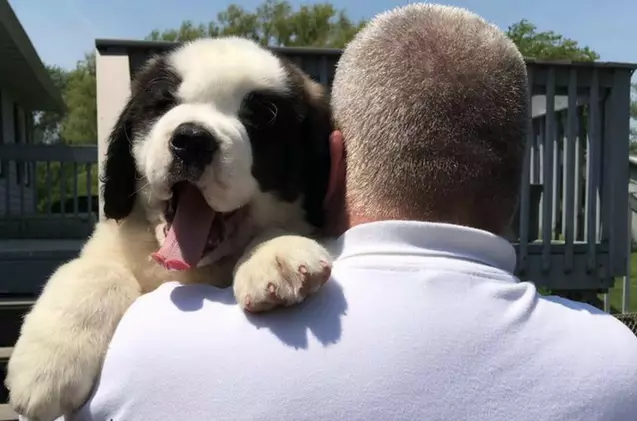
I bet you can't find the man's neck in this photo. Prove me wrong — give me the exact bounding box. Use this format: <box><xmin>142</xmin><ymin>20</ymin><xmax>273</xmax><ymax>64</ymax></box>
<box><xmin>344</xmin><ymin>206</ymin><xmax>505</xmax><ymax>238</ymax></box>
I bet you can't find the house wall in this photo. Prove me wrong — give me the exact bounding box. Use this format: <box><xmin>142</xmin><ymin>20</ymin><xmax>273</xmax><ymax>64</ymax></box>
<box><xmin>0</xmin><ymin>87</ymin><xmax>35</xmax><ymax>215</ymax></box>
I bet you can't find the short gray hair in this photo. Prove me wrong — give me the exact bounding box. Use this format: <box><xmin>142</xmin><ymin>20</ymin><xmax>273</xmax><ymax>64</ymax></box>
<box><xmin>331</xmin><ymin>3</ymin><xmax>529</xmax><ymax>234</ymax></box>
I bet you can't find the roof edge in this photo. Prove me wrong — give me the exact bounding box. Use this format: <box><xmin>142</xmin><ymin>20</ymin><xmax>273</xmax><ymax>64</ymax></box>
<box><xmin>0</xmin><ymin>0</ymin><xmax>64</xmax><ymax>111</ymax></box>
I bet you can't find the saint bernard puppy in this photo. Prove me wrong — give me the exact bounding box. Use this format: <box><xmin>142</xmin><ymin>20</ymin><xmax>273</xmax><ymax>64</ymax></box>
<box><xmin>6</xmin><ymin>36</ymin><xmax>335</xmax><ymax>421</ymax></box>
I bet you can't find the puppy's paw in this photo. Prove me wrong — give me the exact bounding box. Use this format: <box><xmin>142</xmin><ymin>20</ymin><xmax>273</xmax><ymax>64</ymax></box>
<box><xmin>233</xmin><ymin>235</ymin><xmax>332</xmax><ymax>312</ymax></box>
<box><xmin>7</xmin><ymin>332</ymin><xmax>98</xmax><ymax>421</ymax></box>
<box><xmin>6</xmin><ymin>259</ymin><xmax>139</xmax><ymax>421</ymax></box>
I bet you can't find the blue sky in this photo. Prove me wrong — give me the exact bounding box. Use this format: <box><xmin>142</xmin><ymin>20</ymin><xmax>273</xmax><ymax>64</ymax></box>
<box><xmin>8</xmin><ymin>0</ymin><xmax>637</xmax><ymax>70</ymax></box>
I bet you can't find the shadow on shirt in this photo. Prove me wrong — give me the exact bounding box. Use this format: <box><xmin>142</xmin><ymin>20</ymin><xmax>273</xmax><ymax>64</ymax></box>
<box><xmin>169</xmin><ymin>278</ymin><xmax>348</xmax><ymax>349</ymax></box>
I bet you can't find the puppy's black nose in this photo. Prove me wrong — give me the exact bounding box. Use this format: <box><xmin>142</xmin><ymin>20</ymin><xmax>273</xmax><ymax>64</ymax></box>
<box><xmin>169</xmin><ymin>122</ymin><xmax>218</xmax><ymax>168</ymax></box>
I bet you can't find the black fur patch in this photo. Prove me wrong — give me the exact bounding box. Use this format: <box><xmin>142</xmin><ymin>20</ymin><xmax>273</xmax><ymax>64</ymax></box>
<box><xmin>239</xmin><ymin>59</ymin><xmax>332</xmax><ymax>229</ymax></box>
<box><xmin>100</xmin><ymin>55</ymin><xmax>181</xmax><ymax>220</ymax></box>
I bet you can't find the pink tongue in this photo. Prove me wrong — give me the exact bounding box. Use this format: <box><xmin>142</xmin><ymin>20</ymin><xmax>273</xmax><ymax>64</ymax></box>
<box><xmin>151</xmin><ymin>184</ymin><xmax>215</xmax><ymax>271</ymax></box>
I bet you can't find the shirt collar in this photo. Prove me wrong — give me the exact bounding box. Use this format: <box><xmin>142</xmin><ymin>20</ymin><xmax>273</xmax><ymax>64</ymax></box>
<box><xmin>326</xmin><ymin>220</ymin><xmax>517</xmax><ymax>274</ymax></box>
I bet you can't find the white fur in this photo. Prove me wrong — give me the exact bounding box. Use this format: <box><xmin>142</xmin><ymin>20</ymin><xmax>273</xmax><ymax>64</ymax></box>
<box><xmin>6</xmin><ymin>37</ymin><xmax>333</xmax><ymax>421</ymax></box>
<box><xmin>132</xmin><ymin>37</ymin><xmax>293</xmax><ymax>248</ymax></box>
<box><xmin>133</xmin><ymin>103</ymin><xmax>258</xmax><ymax>214</ymax></box>
<box><xmin>170</xmin><ymin>37</ymin><xmax>289</xmax><ymax>113</ymax></box>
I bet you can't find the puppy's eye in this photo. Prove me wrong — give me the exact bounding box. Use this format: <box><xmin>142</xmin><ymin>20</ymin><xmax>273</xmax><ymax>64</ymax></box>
<box><xmin>261</xmin><ymin>101</ymin><xmax>278</xmax><ymax>125</ymax></box>
<box><xmin>243</xmin><ymin>95</ymin><xmax>278</xmax><ymax>127</ymax></box>
<box><xmin>155</xmin><ymin>93</ymin><xmax>176</xmax><ymax>112</ymax></box>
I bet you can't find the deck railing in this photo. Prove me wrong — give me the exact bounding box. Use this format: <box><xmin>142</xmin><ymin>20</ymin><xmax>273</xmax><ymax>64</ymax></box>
<box><xmin>0</xmin><ymin>41</ymin><xmax>634</xmax><ymax>305</ymax></box>
<box><xmin>0</xmin><ymin>143</ymin><xmax>98</xmax><ymax>239</ymax></box>
<box><xmin>514</xmin><ymin>62</ymin><xmax>634</xmax><ymax>294</ymax></box>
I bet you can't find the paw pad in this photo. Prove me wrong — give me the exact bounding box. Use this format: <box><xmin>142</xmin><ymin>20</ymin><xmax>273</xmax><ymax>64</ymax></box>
<box><xmin>298</xmin><ymin>260</ymin><xmax>332</xmax><ymax>296</ymax></box>
<box><xmin>244</xmin><ymin>295</ymin><xmax>253</xmax><ymax>311</ymax></box>
<box><xmin>266</xmin><ymin>282</ymin><xmax>287</xmax><ymax>305</ymax></box>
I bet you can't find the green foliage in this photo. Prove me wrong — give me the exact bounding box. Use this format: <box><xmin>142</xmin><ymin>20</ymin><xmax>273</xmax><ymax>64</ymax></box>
<box><xmin>35</xmin><ymin>162</ymin><xmax>98</xmax><ymax>212</ymax></box>
<box><xmin>505</xmin><ymin>20</ymin><xmax>599</xmax><ymax>61</ymax></box>
<box><xmin>536</xmin><ymin>287</ymin><xmax>552</xmax><ymax>296</ymax></box>
<box><xmin>33</xmin><ymin>54</ymin><xmax>97</xmax><ymax>210</ymax></box>
<box><xmin>33</xmin><ymin>56</ymin><xmax>96</xmax><ymax>146</ymax></box>
<box><xmin>144</xmin><ymin>0</ymin><xmax>365</xmax><ymax>47</ymax></box>
<box><xmin>60</xmin><ymin>53</ymin><xmax>96</xmax><ymax>146</ymax></box>
<box><xmin>631</xmin><ymin>84</ymin><xmax>637</xmax><ymax>121</ymax></box>
<box><xmin>33</xmin><ymin>65</ymin><xmax>68</xmax><ymax>144</ymax></box>
<box><xmin>631</xmin><ymin>84</ymin><xmax>637</xmax><ymax>150</ymax></box>
<box><xmin>606</xmin><ymin>252</ymin><xmax>637</xmax><ymax>313</ymax></box>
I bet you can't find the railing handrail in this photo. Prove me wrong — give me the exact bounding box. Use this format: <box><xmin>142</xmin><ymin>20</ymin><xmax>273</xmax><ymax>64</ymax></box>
<box><xmin>0</xmin><ymin>144</ymin><xmax>97</xmax><ymax>163</ymax></box>
<box><xmin>93</xmin><ymin>38</ymin><xmax>637</xmax><ymax>71</ymax></box>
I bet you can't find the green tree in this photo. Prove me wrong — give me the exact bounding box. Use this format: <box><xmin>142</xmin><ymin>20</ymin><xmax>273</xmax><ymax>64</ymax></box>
<box><xmin>34</xmin><ymin>54</ymin><xmax>98</xmax><ymax>211</ymax></box>
<box><xmin>33</xmin><ymin>65</ymin><xmax>68</xmax><ymax>144</ymax></box>
<box><xmin>505</xmin><ymin>19</ymin><xmax>599</xmax><ymax>61</ymax></box>
<box><xmin>60</xmin><ymin>53</ymin><xmax>97</xmax><ymax>146</ymax></box>
<box><xmin>631</xmin><ymin>84</ymin><xmax>637</xmax><ymax>154</ymax></box>
<box><xmin>145</xmin><ymin>0</ymin><xmax>364</xmax><ymax>47</ymax></box>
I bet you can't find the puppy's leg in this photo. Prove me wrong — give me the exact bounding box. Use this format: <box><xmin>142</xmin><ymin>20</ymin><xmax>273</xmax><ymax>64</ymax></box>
<box><xmin>6</xmin><ymin>258</ymin><xmax>140</xmax><ymax>421</ymax></box>
<box><xmin>233</xmin><ymin>230</ymin><xmax>332</xmax><ymax>312</ymax></box>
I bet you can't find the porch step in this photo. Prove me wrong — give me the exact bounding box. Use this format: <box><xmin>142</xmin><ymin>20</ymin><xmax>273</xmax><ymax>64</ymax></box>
<box><xmin>0</xmin><ymin>239</ymin><xmax>83</xmax><ymax>296</ymax></box>
<box><xmin>0</xmin><ymin>404</ymin><xmax>17</xmax><ymax>421</ymax></box>
<box><xmin>0</xmin><ymin>298</ymin><xmax>33</xmax><ymax>409</ymax></box>
<box><xmin>0</xmin><ymin>348</ymin><xmax>11</xmax><ymax>360</ymax></box>
<box><xmin>0</xmin><ymin>348</ymin><xmax>13</xmax><ymax>414</ymax></box>
<box><xmin>0</xmin><ymin>299</ymin><xmax>33</xmax><ymax>348</ymax></box>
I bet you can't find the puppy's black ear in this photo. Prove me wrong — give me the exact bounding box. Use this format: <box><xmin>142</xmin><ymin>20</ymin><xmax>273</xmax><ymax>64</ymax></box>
<box><xmin>300</xmin><ymin>84</ymin><xmax>334</xmax><ymax>229</ymax></box>
<box><xmin>100</xmin><ymin>100</ymin><xmax>138</xmax><ymax>220</ymax></box>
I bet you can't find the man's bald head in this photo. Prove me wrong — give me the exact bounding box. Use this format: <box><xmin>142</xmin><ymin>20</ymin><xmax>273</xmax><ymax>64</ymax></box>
<box><xmin>330</xmin><ymin>3</ymin><xmax>529</xmax><ymax>234</ymax></box>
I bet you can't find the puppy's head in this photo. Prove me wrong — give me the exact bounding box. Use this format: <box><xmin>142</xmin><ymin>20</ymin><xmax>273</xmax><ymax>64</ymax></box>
<box><xmin>101</xmin><ymin>37</ymin><xmax>332</xmax><ymax>269</ymax></box>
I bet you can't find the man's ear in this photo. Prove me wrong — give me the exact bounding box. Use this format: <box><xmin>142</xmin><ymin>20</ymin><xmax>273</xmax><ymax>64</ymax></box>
<box><xmin>100</xmin><ymin>100</ymin><xmax>139</xmax><ymax>220</ymax></box>
<box><xmin>300</xmin><ymin>87</ymin><xmax>334</xmax><ymax>229</ymax></box>
<box><xmin>324</xmin><ymin>130</ymin><xmax>345</xmax><ymax>209</ymax></box>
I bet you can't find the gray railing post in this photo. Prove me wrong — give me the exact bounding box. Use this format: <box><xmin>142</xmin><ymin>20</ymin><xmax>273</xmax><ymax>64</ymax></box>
<box><xmin>608</xmin><ymin>69</ymin><xmax>632</xmax><ymax>276</ymax></box>
<box><xmin>624</xmin><ymin>200</ymin><xmax>632</xmax><ymax>313</ymax></box>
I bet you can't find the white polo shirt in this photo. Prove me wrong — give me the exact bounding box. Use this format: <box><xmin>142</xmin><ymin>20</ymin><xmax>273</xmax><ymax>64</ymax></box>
<box><xmin>70</xmin><ymin>221</ymin><xmax>637</xmax><ymax>421</ymax></box>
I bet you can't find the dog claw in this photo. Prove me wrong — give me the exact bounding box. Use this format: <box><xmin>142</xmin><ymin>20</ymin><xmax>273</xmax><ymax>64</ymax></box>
<box><xmin>233</xmin><ymin>236</ymin><xmax>333</xmax><ymax>313</ymax></box>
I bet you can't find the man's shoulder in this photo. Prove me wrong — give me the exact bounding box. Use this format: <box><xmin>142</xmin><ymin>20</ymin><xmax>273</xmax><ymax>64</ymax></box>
<box><xmin>537</xmin><ymin>294</ymin><xmax>637</xmax><ymax>363</ymax></box>
<box><xmin>530</xmin><ymin>295</ymin><xmax>637</xmax><ymax>413</ymax></box>
<box><xmin>125</xmin><ymin>281</ymin><xmax>239</xmax><ymax>320</ymax></box>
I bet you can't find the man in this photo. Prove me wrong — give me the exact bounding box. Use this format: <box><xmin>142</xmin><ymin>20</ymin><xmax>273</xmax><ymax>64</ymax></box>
<box><xmin>70</xmin><ymin>4</ymin><xmax>637</xmax><ymax>420</ymax></box>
